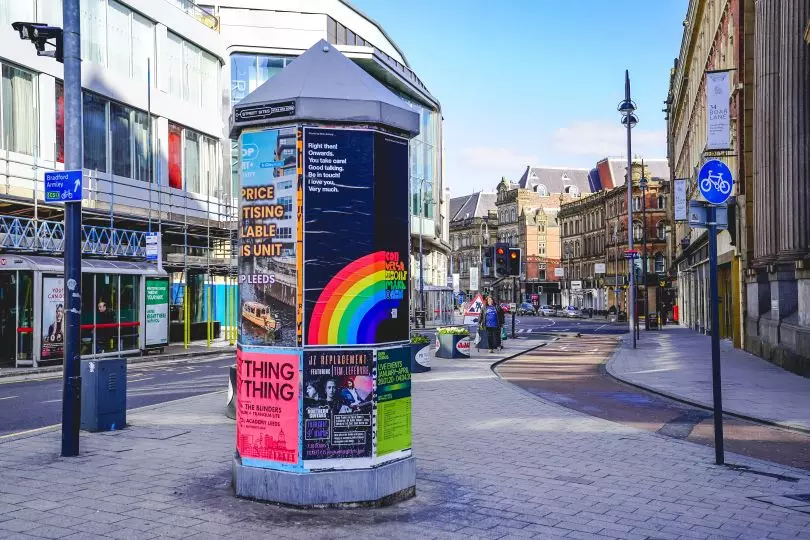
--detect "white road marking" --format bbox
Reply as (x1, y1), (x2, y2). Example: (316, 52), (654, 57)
(0, 396), (18, 400)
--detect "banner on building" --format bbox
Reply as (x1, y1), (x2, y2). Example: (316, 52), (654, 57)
(674, 178), (688, 221)
(145, 278), (169, 347)
(41, 277), (64, 362)
(554, 267), (564, 277)
(238, 127), (298, 348)
(706, 71), (731, 150)
(376, 346), (412, 458)
(303, 128), (409, 346)
(452, 273), (460, 293)
(236, 348), (301, 469)
(594, 263), (606, 274)
(303, 349), (374, 461)
(469, 267), (479, 291)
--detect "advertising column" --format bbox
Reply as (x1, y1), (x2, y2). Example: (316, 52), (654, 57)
(237, 126), (302, 471)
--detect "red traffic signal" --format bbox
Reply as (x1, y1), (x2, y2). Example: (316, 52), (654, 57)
(496, 247), (505, 255)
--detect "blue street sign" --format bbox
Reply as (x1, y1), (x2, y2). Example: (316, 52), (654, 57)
(689, 200), (729, 230)
(44, 170), (82, 203)
(698, 159), (733, 205)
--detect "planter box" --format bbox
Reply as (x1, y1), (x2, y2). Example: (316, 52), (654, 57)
(411, 343), (431, 373)
(435, 333), (471, 359)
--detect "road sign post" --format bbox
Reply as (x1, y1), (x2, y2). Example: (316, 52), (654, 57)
(696, 158), (734, 466)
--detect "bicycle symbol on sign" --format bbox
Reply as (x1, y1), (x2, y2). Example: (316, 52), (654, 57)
(700, 170), (731, 196)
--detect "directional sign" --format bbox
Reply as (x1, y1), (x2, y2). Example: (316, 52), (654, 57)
(44, 170), (82, 203)
(698, 159), (733, 205)
(623, 249), (639, 259)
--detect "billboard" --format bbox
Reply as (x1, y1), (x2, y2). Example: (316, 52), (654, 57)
(145, 278), (168, 347)
(376, 346), (412, 458)
(238, 127), (298, 348)
(303, 128), (409, 346)
(41, 277), (64, 362)
(236, 348), (301, 469)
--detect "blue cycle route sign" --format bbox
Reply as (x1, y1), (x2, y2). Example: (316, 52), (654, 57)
(698, 159), (733, 205)
(44, 170), (83, 202)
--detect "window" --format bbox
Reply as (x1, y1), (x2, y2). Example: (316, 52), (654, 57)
(167, 32), (184, 100)
(655, 253), (665, 274)
(1, 64), (37, 156)
(633, 221), (643, 242)
(0, 1), (34, 28)
(276, 227), (292, 240)
(657, 221), (666, 239)
(168, 122), (183, 189)
(83, 93), (107, 172)
(278, 196), (293, 214)
(184, 129), (200, 193)
(107, 1), (132, 79)
(539, 243), (546, 255)
(200, 135), (219, 196)
(132, 110), (150, 182)
(110, 102), (132, 177)
(657, 195), (665, 209)
(201, 52), (219, 110)
(55, 81), (64, 162)
(633, 196), (641, 211)
(81, 0), (107, 66)
(132, 13), (155, 86)
(183, 41), (201, 105)
(120, 275), (139, 351)
(510, 209), (516, 222)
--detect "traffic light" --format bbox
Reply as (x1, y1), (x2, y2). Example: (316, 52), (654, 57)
(508, 247), (521, 276)
(494, 243), (508, 277)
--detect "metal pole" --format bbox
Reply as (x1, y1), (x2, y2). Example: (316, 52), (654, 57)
(642, 170), (648, 331)
(418, 179), (424, 328)
(511, 276), (516, 338)
(61, 0), (83, 458)
(625, 70), (636, 348)
(147, 57), (153, 233)
(707, 206), (724, 464)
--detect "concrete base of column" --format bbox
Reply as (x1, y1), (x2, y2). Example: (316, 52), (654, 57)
(232, 455), (416, 508)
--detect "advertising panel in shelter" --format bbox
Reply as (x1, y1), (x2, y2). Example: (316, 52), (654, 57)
(303, 349), (374, 461)
(41, 277), (64, 362)
(144, 278), (169, 347)
(236, 348), (301, 469)
(238, 127), (298, 348)
(375, 346), (412, 458)
(303, 127), (410, 346)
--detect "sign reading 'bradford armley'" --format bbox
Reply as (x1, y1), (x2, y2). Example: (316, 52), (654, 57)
(235, 100), (296, 122)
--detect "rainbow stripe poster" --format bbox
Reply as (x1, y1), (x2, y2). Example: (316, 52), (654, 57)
(303, 127), (409, 346)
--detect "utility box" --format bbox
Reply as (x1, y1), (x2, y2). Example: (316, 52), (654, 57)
(80, 358), (127, 432)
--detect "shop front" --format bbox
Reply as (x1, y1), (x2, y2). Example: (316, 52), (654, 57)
(0, 255), (168, 368)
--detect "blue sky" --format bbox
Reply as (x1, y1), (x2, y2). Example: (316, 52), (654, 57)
(350, 0), (688, 194)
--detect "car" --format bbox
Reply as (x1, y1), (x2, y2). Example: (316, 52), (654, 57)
(553, 305), (566, 317)
(564, 306), (583, 318)
(539, 305), (555, 316)
(517, 302), (535, 316)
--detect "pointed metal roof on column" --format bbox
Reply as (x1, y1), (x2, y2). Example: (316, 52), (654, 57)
(229, 39), (420, 138)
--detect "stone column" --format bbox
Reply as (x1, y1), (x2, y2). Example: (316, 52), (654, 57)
(778, 0), (810, 260)
(753, 0), (780, 264)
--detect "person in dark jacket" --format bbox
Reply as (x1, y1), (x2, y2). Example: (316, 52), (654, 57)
(483, 296), (500, 353)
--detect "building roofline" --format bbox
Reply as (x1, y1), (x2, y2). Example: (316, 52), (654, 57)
(338, 0), (410, 67)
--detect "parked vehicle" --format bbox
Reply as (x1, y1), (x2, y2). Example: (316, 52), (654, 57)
(517, 302), (535, 316)
(553, 305), (566, 317)
(564, 306), (583, 318)
(539, 305), (555, 316)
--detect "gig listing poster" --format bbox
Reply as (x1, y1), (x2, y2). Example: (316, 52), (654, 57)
(303, 349), (374, 460)
(375, 346), (412, 457)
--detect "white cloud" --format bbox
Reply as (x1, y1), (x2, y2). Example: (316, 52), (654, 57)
(551, 121), (666, 158)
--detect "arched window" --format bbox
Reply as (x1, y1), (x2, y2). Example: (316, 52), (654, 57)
(633, 221), (643, 242)
(510, 209), (516, 222)
(657, 221), (666, 239)
(536, 184), (548, 196)
(654, 252), (665, 273)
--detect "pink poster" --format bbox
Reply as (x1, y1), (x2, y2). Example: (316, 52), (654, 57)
(236, 349), (300, 465)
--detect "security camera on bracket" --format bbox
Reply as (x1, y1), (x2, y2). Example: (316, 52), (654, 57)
(12, 22), (64, 63)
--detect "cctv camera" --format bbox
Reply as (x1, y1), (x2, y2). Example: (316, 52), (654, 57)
(11, 21), (47, 40)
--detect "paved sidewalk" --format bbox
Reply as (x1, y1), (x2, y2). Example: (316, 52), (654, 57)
(1, 337), (810, 539)
(0, 339), (236, 380)
(607, 325), (810, 432)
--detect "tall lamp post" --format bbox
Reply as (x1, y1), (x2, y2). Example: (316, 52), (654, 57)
(479, 218), (489, 283)
(417, 178), (434, 328)
(618, 70), (638, 348)
(640, 162), (649, 330)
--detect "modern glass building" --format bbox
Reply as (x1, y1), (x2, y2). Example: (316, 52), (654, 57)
(209, 0), (450, 324)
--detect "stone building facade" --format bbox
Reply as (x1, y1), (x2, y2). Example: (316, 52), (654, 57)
(666, 0), (809, 375)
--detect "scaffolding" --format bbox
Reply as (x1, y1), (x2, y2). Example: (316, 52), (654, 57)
(0, 145), (239, 351)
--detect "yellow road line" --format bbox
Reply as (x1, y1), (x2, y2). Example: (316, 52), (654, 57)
(0, 423), (60, 440)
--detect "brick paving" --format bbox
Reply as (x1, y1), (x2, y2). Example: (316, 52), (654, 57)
(607, 326), (810, 432)
(0, 339), (809, 539)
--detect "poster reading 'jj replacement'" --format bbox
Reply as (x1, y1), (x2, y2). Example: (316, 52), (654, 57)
(236, 348), (300, 467)
(303, 349), (374, 460)
(303, 128), (410, 346)
(145, 278), (168, 347)
(376, 346), (412, 457)
(239, 127), (298, 348)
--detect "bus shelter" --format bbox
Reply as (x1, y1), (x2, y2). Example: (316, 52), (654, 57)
(0, 255), (168, 368)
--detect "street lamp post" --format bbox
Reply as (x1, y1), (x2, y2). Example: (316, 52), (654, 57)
(640, 162), (649, 330)
(479, 219), (489, 283)
(618, 70), (638, 348)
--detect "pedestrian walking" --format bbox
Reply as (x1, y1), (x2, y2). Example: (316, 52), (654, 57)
(495, 296), (505, 350)
(483, 297), (500, 353)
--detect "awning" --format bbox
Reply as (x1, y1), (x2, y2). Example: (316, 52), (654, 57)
(0, 254), (167, 276)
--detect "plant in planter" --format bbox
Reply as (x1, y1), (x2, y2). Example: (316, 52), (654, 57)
(410, 334), (432, 373)
(435, 327), (472, 358)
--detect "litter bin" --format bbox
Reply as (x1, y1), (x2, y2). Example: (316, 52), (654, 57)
(80, 358), (127, 432)
(647, 313), (659, 330)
